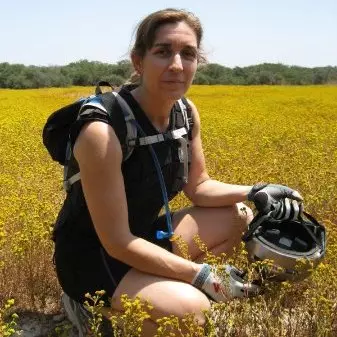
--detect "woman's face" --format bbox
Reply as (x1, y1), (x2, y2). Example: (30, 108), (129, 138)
(135, 21), (198, 101)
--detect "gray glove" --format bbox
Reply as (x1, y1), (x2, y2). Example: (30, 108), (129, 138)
(272, 197), (304, 221)
(248, 183), (303, 216)
(192, 264), (260, 302)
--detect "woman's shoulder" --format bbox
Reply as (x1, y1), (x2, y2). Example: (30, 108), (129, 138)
(69, 92), (129, 154)
(73, 120), (123, 167)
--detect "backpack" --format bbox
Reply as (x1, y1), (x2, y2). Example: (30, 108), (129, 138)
(42, 81), (193, 192)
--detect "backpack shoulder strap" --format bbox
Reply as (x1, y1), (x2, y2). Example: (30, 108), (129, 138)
(180, 97), (194, 140)
(166, 97), (193, 184)
(113, 91), (169, 148)
(111, 91), (138, 160)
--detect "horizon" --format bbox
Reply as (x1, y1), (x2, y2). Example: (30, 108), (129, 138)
(2, 59), (336, 69)
(1, 1), (336, 68)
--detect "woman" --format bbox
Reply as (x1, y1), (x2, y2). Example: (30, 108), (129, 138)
(54, 8), (302, 336)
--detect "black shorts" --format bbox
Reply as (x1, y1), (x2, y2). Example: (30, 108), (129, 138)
(54, 214), (173, 305)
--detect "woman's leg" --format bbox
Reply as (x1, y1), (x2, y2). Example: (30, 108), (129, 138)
(110, 268), (211, 336)
(171, 202), (253, 261)
(105, 203), (252, 336)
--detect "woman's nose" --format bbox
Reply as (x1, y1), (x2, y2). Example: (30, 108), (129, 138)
(169, 53), (183, 72)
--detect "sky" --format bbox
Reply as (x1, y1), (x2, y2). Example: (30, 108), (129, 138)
(1, 0), (336, 68)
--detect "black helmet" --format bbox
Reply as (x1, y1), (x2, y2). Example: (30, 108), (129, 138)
(242, 208), (326, 282)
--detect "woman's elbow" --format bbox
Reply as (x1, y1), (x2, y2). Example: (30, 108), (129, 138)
(98, 230), (134, 259)
(183, 177), (209, 205)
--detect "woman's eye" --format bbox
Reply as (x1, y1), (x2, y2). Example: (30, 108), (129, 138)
(182, 50), (197, 60)
(156, 49), (170, 57)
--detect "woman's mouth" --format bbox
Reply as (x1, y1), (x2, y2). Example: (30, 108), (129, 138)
(163, 80), (184, 84)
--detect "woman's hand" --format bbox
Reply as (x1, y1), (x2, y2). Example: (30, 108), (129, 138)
(248, 183), (303, 216)
(192, 264), (260, 302)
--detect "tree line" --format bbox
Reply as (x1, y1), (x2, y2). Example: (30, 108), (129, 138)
(0, 59), (336, 89)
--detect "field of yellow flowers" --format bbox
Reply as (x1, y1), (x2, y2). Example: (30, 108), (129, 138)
(0, 85), (336, 336)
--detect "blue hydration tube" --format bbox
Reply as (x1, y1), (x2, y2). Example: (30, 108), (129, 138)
(131, 120), (174, 240)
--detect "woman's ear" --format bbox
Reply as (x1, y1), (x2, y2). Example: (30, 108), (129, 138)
(131, 52), (142, 75)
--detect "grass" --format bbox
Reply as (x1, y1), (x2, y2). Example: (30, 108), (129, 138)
(0, 85), (336, 336)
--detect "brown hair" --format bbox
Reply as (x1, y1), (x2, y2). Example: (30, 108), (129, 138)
(127, 8), (205, 84)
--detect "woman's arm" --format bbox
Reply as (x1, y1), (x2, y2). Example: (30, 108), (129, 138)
(73, 121), (199, 283)
(183, 99), (252, 207)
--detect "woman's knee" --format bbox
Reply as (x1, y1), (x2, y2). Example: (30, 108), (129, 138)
(235, 202), (253, 232)
(220, 203), (253, 248)
(144, 289), (211, 336)
(111, 269), (211, 325)
(175, 288), (211, 325)
(147, 284), (211, 326)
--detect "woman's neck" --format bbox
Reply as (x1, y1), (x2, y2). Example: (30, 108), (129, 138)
(131, 86), (175, 132)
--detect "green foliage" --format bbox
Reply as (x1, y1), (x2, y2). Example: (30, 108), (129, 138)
(1, 60), (336, 88)
(195, 62), (337, 85)
(0, 59), (133, 89)
(54, 321), (73, 337)
(0, 299), (19, 337)
(84, 290), (107, 337)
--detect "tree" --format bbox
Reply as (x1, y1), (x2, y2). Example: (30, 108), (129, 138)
(193, 72), (211, 85)
(115, 60), (133, 79)
(0, 61), (335, 88)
